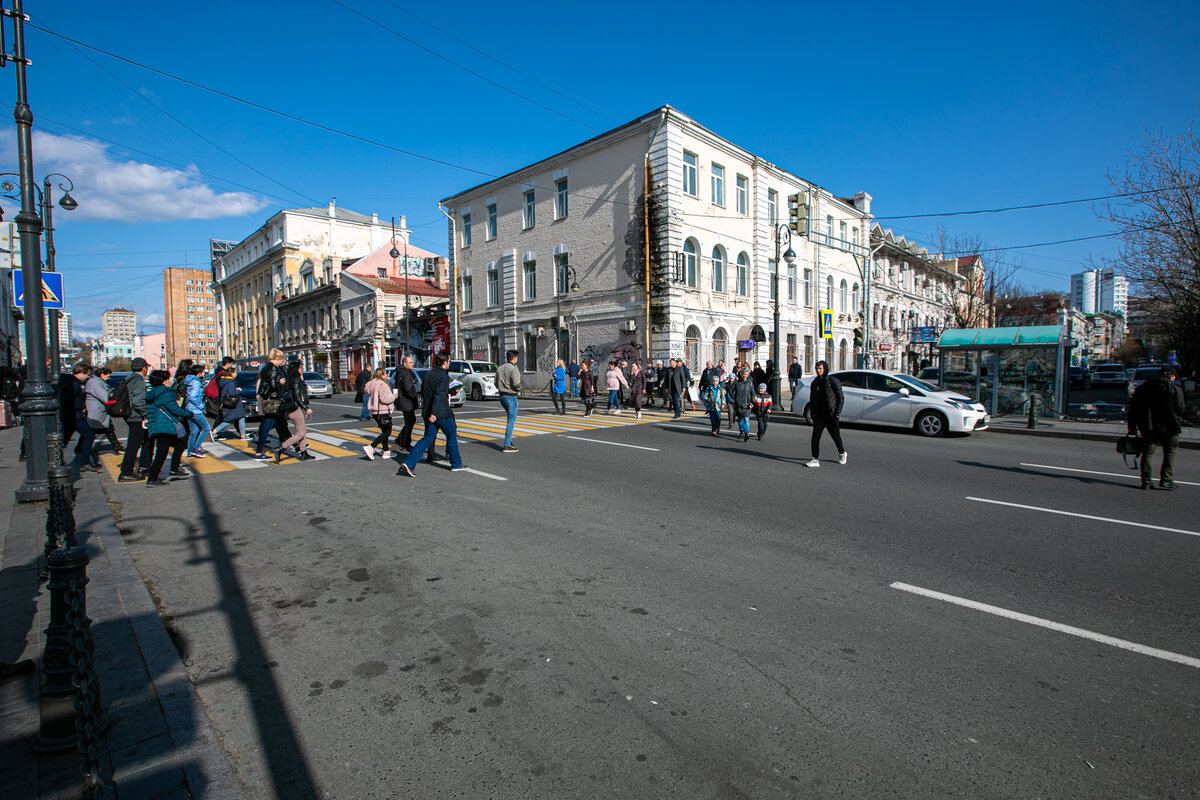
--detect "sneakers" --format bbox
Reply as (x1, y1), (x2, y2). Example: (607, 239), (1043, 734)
(188, 450), (207, 458)
(117, 473), (141, 483)
(502, 445), (519, 453)
(209, 430), (217, 443)
(1140, 481), (1152, 490)
(838, 451), (847, 465)
(168, 470), (191, 481)
(635, 411), (641, 419)
(805, 458), (821, 468)
(146, 479), (168, 487)
(398, 463), (415, 478)
(1158, 480), (1175, 490)
(450, 465), (469, 472)
(253, 453), (272, 462)
(363, 445), (375, 460)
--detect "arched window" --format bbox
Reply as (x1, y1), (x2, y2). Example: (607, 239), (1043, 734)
(711, 246), (725, 293)
(736, 253), (749, 296)
(838, 338), (848, 370)
(685, 325), (701, 372)
(851, 283), (860, 314)
(825, 275), (834, 308)
(683, 239), (698, 287)
(839, 279), (848, 313)
(712, 327), (728, 366)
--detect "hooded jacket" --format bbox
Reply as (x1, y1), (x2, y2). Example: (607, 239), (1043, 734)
(809, 361), (844, 418)
(146, 384), (192, 437)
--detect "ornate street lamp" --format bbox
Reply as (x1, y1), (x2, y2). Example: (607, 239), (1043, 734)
(771, 225), (796, 407)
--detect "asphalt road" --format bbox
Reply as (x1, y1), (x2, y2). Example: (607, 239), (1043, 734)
(101, 393), (1200, 799)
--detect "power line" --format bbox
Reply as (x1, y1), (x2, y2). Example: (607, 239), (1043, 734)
(874, 185), (1194, 221)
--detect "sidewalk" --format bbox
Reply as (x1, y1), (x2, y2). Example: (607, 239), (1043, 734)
(0, 427), (243, 800)
(987, 414), (1200, 449)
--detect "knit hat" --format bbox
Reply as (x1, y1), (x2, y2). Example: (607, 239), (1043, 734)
(757, 383), (767, 393)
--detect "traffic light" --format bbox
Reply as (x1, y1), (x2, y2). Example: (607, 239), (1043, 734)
(788, 192), (808, 236)
(853, 327), (863, 349)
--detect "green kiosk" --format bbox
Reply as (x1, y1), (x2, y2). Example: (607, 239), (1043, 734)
(934, 325), (1069, 417)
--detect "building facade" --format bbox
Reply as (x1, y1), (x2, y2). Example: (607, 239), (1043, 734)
(211, 200), (402, 366)
(163, 266), (219, 366)
(1070, 268), (1128, 319)
(441, 106), (873, 386)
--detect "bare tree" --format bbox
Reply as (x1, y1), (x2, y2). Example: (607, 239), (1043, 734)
(928, 226), (1024, 328)
(1095, 121), (1200, 369)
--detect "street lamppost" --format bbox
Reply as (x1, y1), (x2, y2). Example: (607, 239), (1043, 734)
(39, 174), (76, 376)
(771, 225), (796, 407)
(556, 262), (580, 362)
(388, 218), (407, 358)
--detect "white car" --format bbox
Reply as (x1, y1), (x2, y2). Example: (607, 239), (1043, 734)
(412, 368), (465, 408)
(791, 369), (989, 437)
(302, 371), (334, 398)
(448, 359), (499, 401)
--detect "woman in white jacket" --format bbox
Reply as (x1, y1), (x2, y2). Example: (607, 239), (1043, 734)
(362, 367), (396, 460)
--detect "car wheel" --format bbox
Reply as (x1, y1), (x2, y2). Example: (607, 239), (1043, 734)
(470, 383), (483, 401)
(803, 404), (813, 425)
(915, 410), (947, 437)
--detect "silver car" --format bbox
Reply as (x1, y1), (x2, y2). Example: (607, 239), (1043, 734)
(302, 371), (334, 398)
(791, 369), (989, 437)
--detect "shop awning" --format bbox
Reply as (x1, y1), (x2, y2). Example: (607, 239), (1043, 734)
(936, 325), (1064, 349)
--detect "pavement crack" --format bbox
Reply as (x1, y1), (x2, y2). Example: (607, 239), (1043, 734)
(741, 657), (827, 727)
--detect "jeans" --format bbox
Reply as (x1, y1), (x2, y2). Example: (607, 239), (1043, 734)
(606, 389), (621, 412)
(811, 414), (844, 458)
(756, 413), (768, 438)
(571, 378), (579, 397)
(149, 433), (185, 480)
(72, 414), (95, 465)
(671, 392), (682, 417)
(403, 417), (462, 470)
(499, 395), (518, 447)
(707, 407), (721, 432)
(256, 413), (288, 454)
(213, 418), (246, 438)
(360, 394), (370, 419)
(737, 416), (750, 435)
(187, 411), (212, 453)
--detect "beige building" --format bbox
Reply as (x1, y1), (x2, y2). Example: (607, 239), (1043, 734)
(163, 267), (219, 366)
(211, 200), (402, 364)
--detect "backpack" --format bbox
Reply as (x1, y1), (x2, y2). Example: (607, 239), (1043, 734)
(109, 378), (133, 418)
(204, 375), (220, 400)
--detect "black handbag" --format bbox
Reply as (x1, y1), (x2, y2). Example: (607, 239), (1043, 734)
(1116, 433), (1143, 470)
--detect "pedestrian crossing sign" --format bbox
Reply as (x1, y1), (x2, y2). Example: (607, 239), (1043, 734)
(12, 269), (65, 310)
(818, 309), (833, 339)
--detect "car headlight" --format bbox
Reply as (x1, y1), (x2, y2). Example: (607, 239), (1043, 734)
(945, 399), (972, 410)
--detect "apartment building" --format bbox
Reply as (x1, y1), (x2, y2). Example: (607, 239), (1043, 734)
(164, 266), (219, 366)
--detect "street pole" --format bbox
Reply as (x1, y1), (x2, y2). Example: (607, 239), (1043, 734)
(6, 0), (56, 501)
(41, 174), (76, 378)
(770, 224), (795, 408)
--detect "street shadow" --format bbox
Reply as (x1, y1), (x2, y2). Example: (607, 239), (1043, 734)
(955, 460), (1135, 489)
(696, 443), (810, 465)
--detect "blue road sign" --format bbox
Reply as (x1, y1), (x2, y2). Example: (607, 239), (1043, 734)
(12, 269), (65, 310)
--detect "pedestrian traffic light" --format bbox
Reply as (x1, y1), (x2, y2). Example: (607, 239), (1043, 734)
(788, 192), (808, 236)
(853, 327), (863, 349)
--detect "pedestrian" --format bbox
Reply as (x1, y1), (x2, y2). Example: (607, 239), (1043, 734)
(117, 358), (154, 482)
(669, 358), (687, 417)
(723, 370), (737, 429)
(90, 366), (125, 456)
(181, 362), (212, 459)
(253, 349), (288, 461)
(84, 365), (113, 464)
(658, 360), (671, 408)
(212, 363), (248, 441)
(576, 359), (595, 417)
(628, 362), (645, 419)
(730, 367), (755, 442)
(362, 367), (395, 460)
(66, 364), (97, 472)
(753, 382), (773, 440)
(699, 360), (715, 389)
(1127, 365), (1185, 490)
(763, 359), (777, 397)
(144, 369), (192, 486)
(682, 360), (696, 411)
(605, 359), (628, 414)
(567, 358), (580, 398)
(398, 351), (466, 477)
(355, 366), (371, 420)
(276, 361), (315, 462)
(644, 361), (658, 407)
(496, 349), (521, 453)
(701, 374), (725, 435)
(806, 360), (846, 467)
(551, 359), (568, 414)
(394, 355), (419, 453)
(788, 357), (803, 397)
(751, 361), (765, 388)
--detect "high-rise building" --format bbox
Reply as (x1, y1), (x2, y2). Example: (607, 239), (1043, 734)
(164, 267), (220, 366)
(101, 308), (137, 340)
(1070, 268), (1128, 318)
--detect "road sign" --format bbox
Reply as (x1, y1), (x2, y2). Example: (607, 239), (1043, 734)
(12, 269), (65, 310)
(878, 342), (893, 352)
(818, 309), (833, 339)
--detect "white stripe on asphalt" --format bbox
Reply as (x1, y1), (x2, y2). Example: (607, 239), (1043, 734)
(1019, 463), (1198, 487)
(203, 442), (267, 468)
(966, 496), (1200, 537)
(306, 431), (357, 447)
(557, 435), (659, 451)
(462, 467), (507, 481)
(890, 581), (1200, 670)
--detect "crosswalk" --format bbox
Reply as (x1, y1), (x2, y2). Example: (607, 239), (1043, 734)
(98, 407), (705, 480)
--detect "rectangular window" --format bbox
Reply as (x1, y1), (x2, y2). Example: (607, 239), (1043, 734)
(523, 191), (536, 229)
(852, 226), (859, 247)
(826, 215), (834, 237)
(555, 178), (568, 219)
(461, 275), (473, 312)
(736, 175), (748, 215)
(769, 260), (777, 302)
(803, 269), (813, 307)
(524, 333), (537, 371)
(787, 264), (796, 302)
(555, 253), (570, 295)
(768, 189), (778, 226)
(804, 335), (813, 372)
(839, 220), (847, 242)
(462, 214), (472, 247)
(523, 260), (537, 300)
(487, 268), (499, 307)
(683, 151), (698, 196)
(786, 333), (797, 363)
(711, 163), (725, 206)
(487, 204), (497, 239)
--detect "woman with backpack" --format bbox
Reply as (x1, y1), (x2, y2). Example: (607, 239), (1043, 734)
(211, 364), (248, 440)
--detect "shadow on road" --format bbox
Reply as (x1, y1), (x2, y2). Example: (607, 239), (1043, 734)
(955, 460), (1135, 488)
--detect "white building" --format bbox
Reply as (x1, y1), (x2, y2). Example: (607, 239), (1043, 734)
(1070, 268), (1128, 319)
(441, 106), (872, 383)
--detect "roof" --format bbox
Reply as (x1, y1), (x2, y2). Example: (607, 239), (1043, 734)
(937, 325), (1065, 349)
(351, 274), (448, 300)
(283, 206), (379, 225)
(956, 255), (982, 268)
(343, 239), (442, 278)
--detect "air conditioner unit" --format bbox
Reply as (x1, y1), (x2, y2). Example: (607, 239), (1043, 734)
(536, 326), (545, 338)
(621, 320), (637, 333)
(553, 315), (567, 329)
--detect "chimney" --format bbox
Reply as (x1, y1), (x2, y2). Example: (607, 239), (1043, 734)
(371, 212), (379, 225)
(852, 191), (872, 215)
(328, 198), (336, 219)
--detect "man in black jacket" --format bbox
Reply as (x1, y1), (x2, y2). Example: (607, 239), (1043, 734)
(805, 360), (846, 468)
(788, 357), (803, 397)
(398, 351), (465, 477)
(394, 355), (419, 453)
(1127, 366), (1185, 490)
(117, 358), (154, 481)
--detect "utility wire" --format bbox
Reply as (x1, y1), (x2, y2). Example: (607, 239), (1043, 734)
(875, 185), (1196, 221)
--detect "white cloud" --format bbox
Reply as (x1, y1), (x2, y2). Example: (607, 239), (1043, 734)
(2, 131), (267, 223)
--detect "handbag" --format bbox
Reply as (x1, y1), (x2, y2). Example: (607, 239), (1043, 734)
(1116, 433), (1143, 470)
(260, 397), (282, 415)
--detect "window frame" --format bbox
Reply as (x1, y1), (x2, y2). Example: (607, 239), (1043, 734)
(736, 253), (749, 296)
(555, 178), (569, 219)
(461, 275), (473, 312)
(462, 213), (472, 247)
(736, 174), (748, 215)
(683, 239), (698, 288)
(523, 259), (537, 301)
(486, 204), (497, 240)
(487, 265), (500, 307)
(767, 189), (778, 226)
(711, 246), (725, 293)
(523, 190), (536, 229)
(711, 163), (725, 206)
(683, 151), (698, 196)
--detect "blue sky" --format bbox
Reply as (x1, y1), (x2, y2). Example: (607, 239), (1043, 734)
(3, 0), (1197, 337)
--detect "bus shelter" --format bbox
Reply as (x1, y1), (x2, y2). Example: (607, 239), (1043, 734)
(934, 325), (1068, 416)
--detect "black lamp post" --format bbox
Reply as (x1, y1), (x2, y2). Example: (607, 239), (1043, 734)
(388, 218), (406, 358)
(4, 0), (56, 501)
(771, 225), (796, 407)
(41, 174), (77, 377)
(556, 263), (580, 362)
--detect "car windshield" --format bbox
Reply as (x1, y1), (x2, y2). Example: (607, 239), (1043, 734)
(302, 372), (325, 381)
(1095, 366), (1123, 373)
(894, 374), (939, 392)
(470, 362), (498, 373)
(1133, 368), (1161, 381)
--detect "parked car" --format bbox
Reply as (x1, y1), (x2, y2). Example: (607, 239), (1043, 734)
(447, 360), (499, 400)
(1068, 367), (1090, 389)
(1090, 363), (1128, 387)
(791, 369), (989, 437)
(233, 371), (260, 419)
(412, 368), (465, 408)
(916, 367), (941, 384)
(302, 371), (334, 398)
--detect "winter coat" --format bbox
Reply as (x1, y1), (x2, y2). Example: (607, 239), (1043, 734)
(127, 372), (148, 422)
(394, 367), (419, 412)
(84, 376), (112, 429)
(146, 384), (192, 437)
(578, 368), (594, 397)
(183, 374), (205, 414)
(669, 366), (687, 394)
(788, 362), (803, 382)
(1127, 375), (1184, 438)
(628, 370), (645, 397)
(753, 390), (773, 418)
(551, 367), (567, 395)
(809, 374), (844, 418)
(364, 378), (395, 415)
(730, 379), (755, 418)
(701, 383), (725, 411)
(218, 374), (246, 422)
(605, 368), (629, 391)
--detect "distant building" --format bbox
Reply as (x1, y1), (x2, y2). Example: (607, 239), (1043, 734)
(134, 332), (167, 368)
(163, 266), (219, 366)
(1070, 268), (1128, 319)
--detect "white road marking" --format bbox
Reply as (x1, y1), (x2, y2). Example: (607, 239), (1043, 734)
(966, 496), (1200, 537)
(658, 423), (713, 432)
(461, 467), (507, 481)
(890, 582), (1200, 670)
(203, 442), (267, 469)
(306, 431), (360, 448)
(557, 435), (659, 451)
(1020, 463), (1198, 487)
